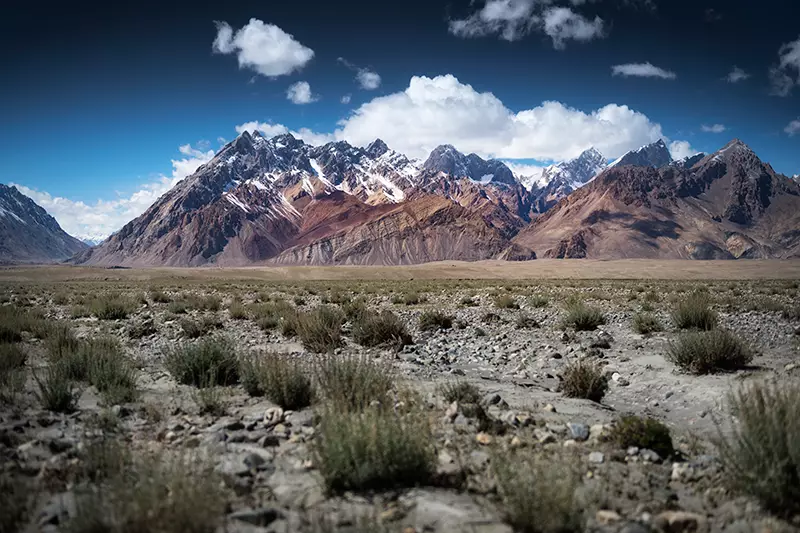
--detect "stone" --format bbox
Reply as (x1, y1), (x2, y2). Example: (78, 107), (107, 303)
(653, 511), (707, 533)
(542, 403), (556, 413)
(640, 449), (661, 463)
(264, 407), (284, 425)
(469, 450), (490, 469)
(589, 451), (605, 464)
(483, 393), (502, 406)
(228, 507), (283, 527)
(596, 510), (623, 525)
(612, 372), (630, 386)
(445, 401), (459, 420)
(567, 422), (590, 441)
(589, 424), (608, 441)
(476, 432), (492, 445)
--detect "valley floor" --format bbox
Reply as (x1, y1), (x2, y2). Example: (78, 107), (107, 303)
(1, 269), (799, 532)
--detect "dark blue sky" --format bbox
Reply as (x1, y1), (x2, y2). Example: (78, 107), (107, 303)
(1, 0), (798, 239)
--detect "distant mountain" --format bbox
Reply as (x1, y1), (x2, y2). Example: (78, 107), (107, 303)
(529, 148), (608, 212)
(512, 139), (800, 259)
(608, 139), (673, 169)
(0, 184), (88, 263)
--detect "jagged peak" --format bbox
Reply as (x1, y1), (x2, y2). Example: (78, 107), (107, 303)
(366, 138), (389, 158)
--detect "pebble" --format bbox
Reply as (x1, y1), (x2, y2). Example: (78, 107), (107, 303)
(640, 449), (661, 463)
(653, 511), (706, 533)
(612, 372), (630, 386)
(589, 451), (605, 464)
(596, 510), (622, 525)
(567, 422), (590, 441)
(475, 433), (492, 445)
(542, 403), (556, 413)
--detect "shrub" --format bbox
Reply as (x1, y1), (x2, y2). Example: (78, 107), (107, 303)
(227, 299), (248, 320)
(239, 352), (314, 410)
(297, 306), (344, 353)
(85, 338), (138, 404)
(611, 415), (674, 458)
(671, 292), (718, 330)
(559, 359), (608, 402)
(67, 449), (227, 533)
(666, 329), (753, 374)
(527, 294), (549, 308)
(149, 289), (171, 303)
(167, 300), (188, 315)
(165, 337), (239, 387)
(341, 298), (368, 321)
(0, 475), (32, 533)
(493, 451), (582, 533)
(315, 355), (394, 412)
(439, 380), (481, 405)
(716, 380), (800, 518)
(460, 296), (477, 307)
(494, 295), (519, 309)
(418, 311), (453, 332)
(392, 291), (424, 306)
(249, 300), (297, 332)
(562, 301), (606, 331)
(35, 363), (80, 413)
(0, 343), (27, 404)
(179, 317), (222, 339)
(193, 384), (226, 416)
(632, 312), (662, 335)
(516, 313), (540, 329)
(91, 296), (136, 320)
(352, 310), (412, 348)
(315, 407), (434, 493)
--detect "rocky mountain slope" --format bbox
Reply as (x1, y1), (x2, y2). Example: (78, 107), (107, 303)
(0, 184), (88, 264)
(512, 139), (800, 259)
(527, 148), (608, 212)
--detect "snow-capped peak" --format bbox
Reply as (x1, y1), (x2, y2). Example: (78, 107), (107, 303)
(608, 139), (673, 169)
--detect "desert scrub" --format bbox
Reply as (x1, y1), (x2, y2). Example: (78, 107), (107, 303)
(666, 329), (753, 374)
(297, 305), (344, 353)
(493, 450), (583, 533)
(352, 310), (412, 348)
(249, 300), (297, 332)
(439, 380), (481, 404)
(561, 300), (606, 331)
(515, 313), (539, 329)
(558, 358), (608, 402)
(0, 475), (32, 533)
(315, 355), (394, 412)
(227, 299), (248, 320)
(671, 292), (718, 330)
(0, 343), (27, 404)
(90, 295), (137, 320)
(179, 316), (222, 339)
(460, 295), (477, 307)
(315, 406), (434, 493)
(239, 352), (314, 410)
(85, 338), (138, 404)
(67, 449), (227, 533)
(494, 294), (519, 309)
(392, 291), (425, 306)
(610, 415), (674, 458)
(35, 363), (80, 412)
(632, 312), (662, 334)
(165, 337), (239, 387)
(148, 289), (171, 303)
(418, 311), (453, 332)
(716, 380), (800, 518)
(527, 294), (549, 308)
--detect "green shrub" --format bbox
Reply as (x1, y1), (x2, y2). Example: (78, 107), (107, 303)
(558, 359), (608, 402)
(562, 301), (606, 331)
(632, 312), (662, 334)
(460, 296), (477, 307)
(666, 329), (753, 374)
(193, 384), (226, 416)
(165, 337), (239, 387)
(91, 296), (136, 320)
(297, 306), (344, 353)
(149, 289), (171, 303)
(716, 380), (800, 518)
(352, 310), (412, 348)
(36, 363), (80, 413)
(249, 300), (297, 332)
(494, 294), (519, 309)
(85, 338), (138, 404)
(239, 352), (314, 410)
(315, 355), (393, 412)
(671, 292), (718, 330)
(341, 298), (368, 321)
(611, 415), (674, 458)
(0, 475), (32, 533)
(418, 311), (453, 332)
(167, 300), (188, 315)
(527, 294), (549, 308)
(227, 299), (248, 320)
(179, 317), (222, 339)
(515, 313), (540, 329)
(392, 291), (425, 306)
(493, 451), (583, 533)
(439, 380), (481, 405)
(315, 407), (434, 493)
(0, 343), (27, 404)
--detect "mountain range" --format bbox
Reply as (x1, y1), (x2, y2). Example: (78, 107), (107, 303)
(2, 133), (799, 265)
(0, 184), (88, 264)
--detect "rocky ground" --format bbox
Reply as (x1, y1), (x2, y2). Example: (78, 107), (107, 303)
(1, 277), (799, 533)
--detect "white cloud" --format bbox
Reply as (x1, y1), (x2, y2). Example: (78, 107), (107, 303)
(785, 118), (800, 136)
(724, 66), (749, 83)
(611, 62), (676, 79)
(770, 35), (800, 96)
(341, 94), (352, 104)
(356, 70), (381, 90)
(701, 124), (726, 133)
(286, 81), (318, 104)
(502, 161), (548, 188)
(234, 121), (335, 146)
(668, 140), (699, 160)
(541, 7), (604, 49)
(11, 144), (214, 242)
(448, 0), (604, 47)
(212, 18), (314, 77)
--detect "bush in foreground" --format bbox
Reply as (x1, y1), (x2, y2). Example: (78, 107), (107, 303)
(559, 359), (608, 402)
(632, 312), (662, 335)
(352, 310), (412, 348)
(493, 451), (583, 533)
(240, 352), (314, 410)
(315, 407), (434, 493)
(439, 380), (482, 405)
(418, 311), (453, 332)
(297, 306), (344, 353)
(315, 355), (394, 412)
(716, 380), (800, 518)
(35, 363), (80, 413)
(610, 415), (674, 458)
(561, 301), (606, 331)
(165, 337), (239, 387)
(671, 292), (718, 330)
(666, 329), (753, 374)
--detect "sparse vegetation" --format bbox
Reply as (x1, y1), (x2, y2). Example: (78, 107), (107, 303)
(632, 312), (662, 334)
(227, 299), (248, 320)
(90, 295), (137, 320)
(561, 300), (606, 331)
(559, 358), (608, 402)
(671, 292), (718, 330)
(515, 313), (539, 329)
(494, 294), (519, 309)
(315, 355), (393, 412)
(179, 316), (222, 339)
(716, 380), (800, 518)
(165, 337), (239, 387)
(239, 352), (314, 410)
(35, 363), (80, 412)
(297, 305), (344, 353)
(0, 343), (27, 404)
(666, 329), (753, 374)
(439, 380), (481, 404)
(611, 415), (674, 458)
(419, 311), (453, 331)
(527, 294), (549, 308)
(352, 310), (412, 348)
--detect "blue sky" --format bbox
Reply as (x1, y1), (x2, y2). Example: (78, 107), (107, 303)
(1, 0), (799, 240)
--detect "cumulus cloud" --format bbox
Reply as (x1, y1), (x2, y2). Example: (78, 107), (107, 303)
(212, 19), (314, 77)
(448, 0), (604, 47)
(770, 35), (800, 96)
(234, 121), (335, 146)
(341, 94), (352, 104)
(611, 62), (676, 79)
(701, 124), (726, 133)
(11, 144), (214, 242)
(337, 58), (382, 90)
(785, 118), (800, 136)
(668, 140), (699, 160)
(725, 66), (749, 83)
(286, 81), (318, 104)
